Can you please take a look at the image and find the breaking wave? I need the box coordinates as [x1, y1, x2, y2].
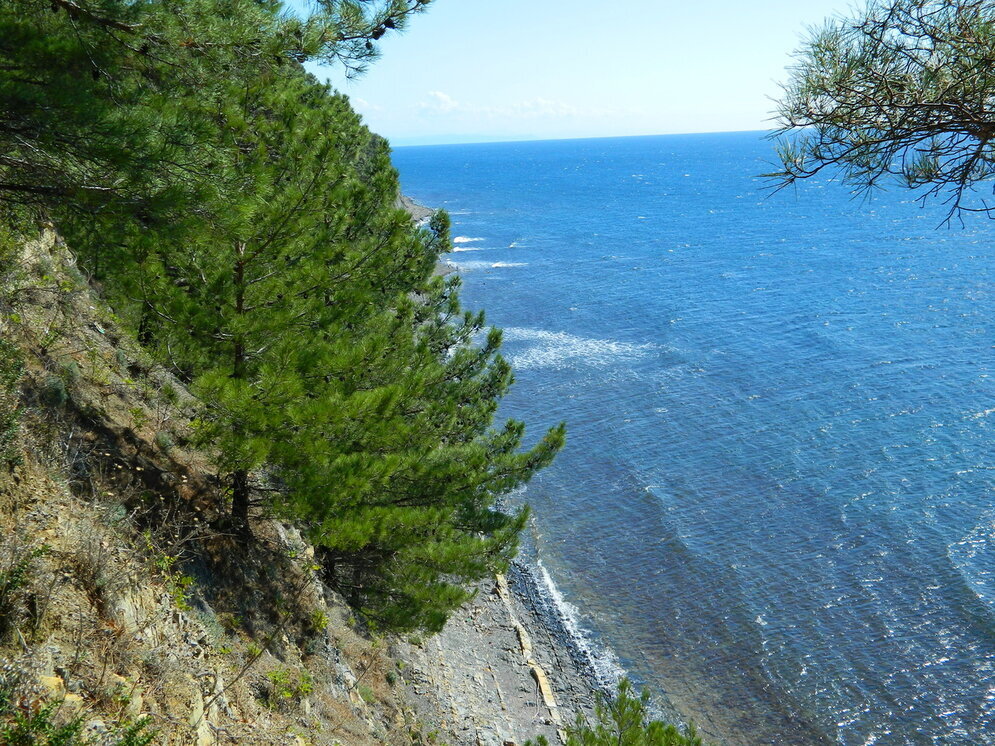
[502, 327, 657, 370]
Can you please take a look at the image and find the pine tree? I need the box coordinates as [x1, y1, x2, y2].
[272, 271, 565, 631]
[527, 680, 704, 746]
[130, 62, 565, 625]
[0, 0, 432, 231]
[134, 69, 385, 532]
[771, 0, 995, 220]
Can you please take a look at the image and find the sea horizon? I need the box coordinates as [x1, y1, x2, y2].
[390, 128, 775, 149]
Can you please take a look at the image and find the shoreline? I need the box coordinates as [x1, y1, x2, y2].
[398, 193, 457, 277]
[397, 564, 603, 746]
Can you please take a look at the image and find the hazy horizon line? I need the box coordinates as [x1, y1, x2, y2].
[391, 128, 774, 149]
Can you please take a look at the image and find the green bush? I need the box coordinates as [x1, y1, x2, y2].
[154, 430, 174, 453]
[0, 666, 155, 745]
[0, 695, 87, 745]
[527, 679, 703, 746]
[0, 221, 23, 292]
[0, 339, 22, 467]
[0, 545, 43, 643]
[39, 375, 67, 408]
[58, 361, 80, 386]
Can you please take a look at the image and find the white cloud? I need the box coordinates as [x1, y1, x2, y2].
[424, 90, 460, 112]
[352, 97, 384, 113]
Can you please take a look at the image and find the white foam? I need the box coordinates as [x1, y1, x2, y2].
[502, 327, 657, 370]
[535, 561, 625, 691]
[453, 236, 485, 244]
[450, 246, 490, 252]
[451, 260, 528, 271]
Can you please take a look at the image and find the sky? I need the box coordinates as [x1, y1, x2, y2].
[308, 0, 856, 146]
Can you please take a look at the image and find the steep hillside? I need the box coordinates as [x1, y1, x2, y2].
[0, 229, 434, 745]
[0, 220, 603, 746]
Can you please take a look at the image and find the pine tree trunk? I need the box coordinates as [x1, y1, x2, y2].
[232, 468, 250, 534]
[231, 241, 250, 535]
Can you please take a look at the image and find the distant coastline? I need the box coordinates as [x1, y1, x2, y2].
[398, 193, 455, 276]
[397, 193, 434, 223]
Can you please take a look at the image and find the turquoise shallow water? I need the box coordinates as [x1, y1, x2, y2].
[392, 131, 995, 745]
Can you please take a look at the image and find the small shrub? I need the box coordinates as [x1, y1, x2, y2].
[65, 263, 87, 287]
[32, 255, 54, 279]
[264, 668, 312, 709]
[0, 544, 44, 643]
[128, 406, 148, 430]
[159, 382, 178, 405]
[0, 662, 156, 745]
[70, 531, 127, 619]
[0, 696, 87, 745]
[218, 612, 242, 634]
[154, 430, 174, 453]
[146, 544, 193, 611]
[0, 339, 23, 466]
[108, 717, 156, 746]
[0, 223, 23, 290]
[59, 360, 81, 386]
[526, 679, 703, 746]
[357, 684, 375, 705]
[39, 375, 67, 408]
[308, 609, 328, 635]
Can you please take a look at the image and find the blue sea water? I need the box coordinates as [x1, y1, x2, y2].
[391, 131, 995, 746]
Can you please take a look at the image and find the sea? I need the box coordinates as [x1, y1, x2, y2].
[391, 131, 995, 746]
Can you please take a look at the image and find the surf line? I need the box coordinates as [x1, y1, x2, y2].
[494, 573, 567, 743]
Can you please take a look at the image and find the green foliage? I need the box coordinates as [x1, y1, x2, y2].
[125, 54, 564, 630]
[357, 684, 376, 705]
[308, 609, 328, 635]
[0, 544, 44, 643]
[58, 361, 80, 387]
[108, 719, 156, 746]
[0, 222, 24, 292]
[0, 339, 23, 467]
[39, 375, 67, 408]
[264, 668, 313, 708]
[143, 532, 193, 611]
[0, 0, 432, 236]
[0, 669, 155, 746]
[528, 680, 703, 746]
[772, 0, 995, 218]
[0, 696, 86, 746]
[268, 267, 564, 631]
[153, 430, 174, 453]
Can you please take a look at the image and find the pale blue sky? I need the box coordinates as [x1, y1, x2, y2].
[309, 0, 856, 146]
